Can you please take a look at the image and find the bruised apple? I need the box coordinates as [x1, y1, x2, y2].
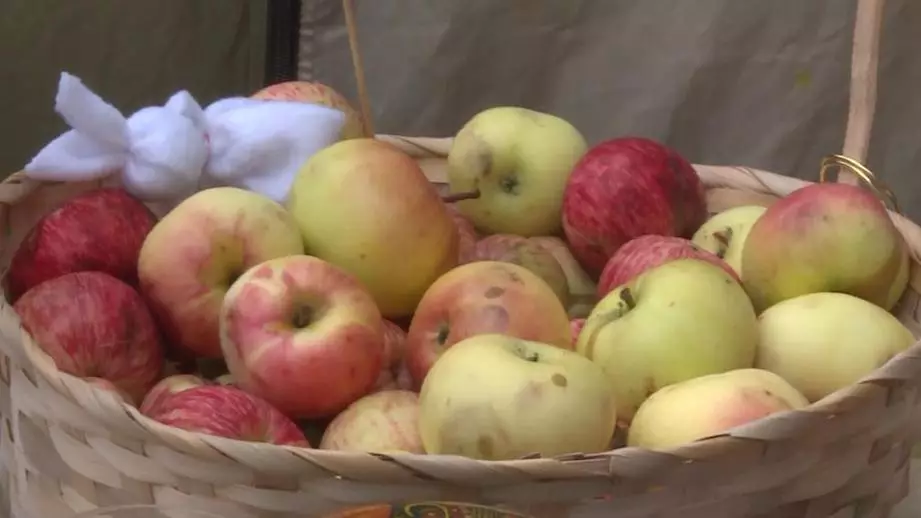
[287, 139, 459, 318]
[320, 390, 423, 453]
[691, 205, 767, 277]
[472, 234, 569, 306]
[13, 271, 164, 404]
[597, 235, 738, 298]
[138, 187, 304, 359]
[406, 261, 572, 388]
[220, 255, 385, 418]
[627, 369, 808, 450]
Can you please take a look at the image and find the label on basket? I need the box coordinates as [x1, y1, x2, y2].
[320, 502, 532, 518]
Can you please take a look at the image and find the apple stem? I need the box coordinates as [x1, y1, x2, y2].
[620, 288, 636, 310]
[441, 190, 481, 203]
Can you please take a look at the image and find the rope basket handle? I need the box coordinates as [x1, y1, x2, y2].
[344, 0, 889, 193]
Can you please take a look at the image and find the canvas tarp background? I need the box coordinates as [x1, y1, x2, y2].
[2, 0, 920, 217]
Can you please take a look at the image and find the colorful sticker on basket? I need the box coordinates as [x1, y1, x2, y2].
[319, 502, 533, 518]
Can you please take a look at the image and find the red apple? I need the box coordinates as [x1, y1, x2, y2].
[145, 385, 309, 446]
[220, 255, 385, 419]
[446, 205, 478, 264]
[372, 320, 414, 392]
[13, 271, 164, 404]
[570, 318, 586, 347]
[597, 235, 739, 297]
[87, 377, 136, 406]
[406, 261, 572, 388]
[320, 390, 423, 453]
[562, 138, 707, 275]
[140, 374, 208, 416]
[7, 188, 157, 302]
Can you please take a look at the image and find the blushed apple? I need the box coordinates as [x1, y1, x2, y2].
[252, 80, 366, 139]
[287, 139, 459, 318]
[578, 259, 758, 423]
[742, 183, 909, 312]
[445, 106, 588, 237]
[691, 205, 767, 277]
[597, 235, 738, 298]
[140, 374, 208, 415]
[756, 292, 915, 401]
[627, 368, 809, 450]
[145, 385, 309, 446]
[562, 137, 707, 275]
[446, 205, 479, 264]
[320, 390, 423, 453]
[472, 234, 569, 306]
[7, 188, 157, 302]
[419, 334, 617, 460]
[406, 261, 572, 388]
[372, 320, 414, 392]
[138, 187, 304, 359]
[220, 255, 385, 419]
[13, 271, 164, 404]
[531, 236, 599, 318]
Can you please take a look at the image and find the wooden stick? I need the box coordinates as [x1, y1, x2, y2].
[342, 0, 375, 137]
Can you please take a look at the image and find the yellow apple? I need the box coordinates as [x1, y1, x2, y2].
[419, 334, 617, 460]
[320, 390, 423, 453]
[627, 368, 809, 450]
[138, 187, 304, 359]
[252, 80, 366, 140]
[742, 183, 909, 312]
[287, 139, 459, 318]
[446, 107, 588, 237]
[577, 258, 758, 423]
[691, 205, 767, 277]
[756, 292, 915, 401]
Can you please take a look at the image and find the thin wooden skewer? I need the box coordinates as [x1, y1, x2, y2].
[342, 0, 375, 137]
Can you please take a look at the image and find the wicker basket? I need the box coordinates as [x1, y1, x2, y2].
[2, 0, 921, 517]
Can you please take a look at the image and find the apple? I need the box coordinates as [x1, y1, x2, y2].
[145, 385, 309, 446]
[691, 205, 767, 277]
[406, 261, 572, 388]
[570, 318, 585, 347]
[372, 320, 414, 392]
[756, 292, 915, 402]
[562, 137, 708, 275]
[252, 80, 366, 140]
[287, 139, 459, 318]
[220, 255, 385, 419]
[530, 236, 598, 318]
[627, 368, 809, 450]
[597, 235, 739, 298]
[446, 205, 478, 264]
[13, 271, 164, 404]
[140, 374, 208, 415]
[215, 374, 237, 386]
[138, 186, 304, 359]
[320, 390, 423, 453]
[418, 334, 617, 460]
[742, 183, 909, 312]
[87, 377, 136, 406]
[577, 258, 758, 423]
[445, 106, 588, 237]
[7, 188, 157, 302]
[472, 234, 569, 306]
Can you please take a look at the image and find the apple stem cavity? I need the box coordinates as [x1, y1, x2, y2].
[713, 228, 733, 258]
[291, 304, 314, 328]
[441, 190, 481, 203]
[436, 324, 450, 346]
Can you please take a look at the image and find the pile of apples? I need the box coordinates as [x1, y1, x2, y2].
[8, 80, 915, 459]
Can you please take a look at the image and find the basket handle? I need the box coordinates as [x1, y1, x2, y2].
[838, 0, 886, 185]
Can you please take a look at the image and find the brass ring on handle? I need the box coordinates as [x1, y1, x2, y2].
[819, 154, 900, 214]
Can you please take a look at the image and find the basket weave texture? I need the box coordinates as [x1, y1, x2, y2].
[2, 0, 921, 517]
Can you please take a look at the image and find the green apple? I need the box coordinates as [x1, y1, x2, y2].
[419, 334, 617, 460]
[445, 107, 587, 237]
[691, 205, 767, 277]
[756, 292, 915, 402]
[741, 183, 909, 313]
[627, 368, 808, 451]
[577, 258, 759, 423]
